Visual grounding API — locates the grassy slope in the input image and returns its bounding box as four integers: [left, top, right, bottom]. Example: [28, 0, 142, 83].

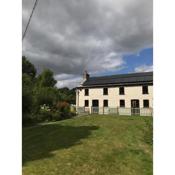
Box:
[23, 115, 153, 175]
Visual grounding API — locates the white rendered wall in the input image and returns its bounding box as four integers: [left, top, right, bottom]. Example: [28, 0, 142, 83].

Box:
[76, 85, 153, 110]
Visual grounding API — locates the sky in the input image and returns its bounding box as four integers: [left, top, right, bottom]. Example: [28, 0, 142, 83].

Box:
[22, 0, 153, 89]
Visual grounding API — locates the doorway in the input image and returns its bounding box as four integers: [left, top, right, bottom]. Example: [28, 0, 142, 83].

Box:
[131, 99, 140, 115]
[92, 100, 99, 113]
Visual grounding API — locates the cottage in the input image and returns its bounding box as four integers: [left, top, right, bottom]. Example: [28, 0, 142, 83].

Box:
[76, 71, 153, 116]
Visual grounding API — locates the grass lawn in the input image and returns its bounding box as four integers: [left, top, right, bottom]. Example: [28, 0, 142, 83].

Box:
[23, 115, 153, 175]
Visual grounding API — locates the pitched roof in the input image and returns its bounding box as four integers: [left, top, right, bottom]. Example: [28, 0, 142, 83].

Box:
[82, 72, 153, 87]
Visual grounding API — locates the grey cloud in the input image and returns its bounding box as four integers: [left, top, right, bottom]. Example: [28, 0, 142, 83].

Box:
[22, 0, 152, 87]
[54, 73, 82, 89]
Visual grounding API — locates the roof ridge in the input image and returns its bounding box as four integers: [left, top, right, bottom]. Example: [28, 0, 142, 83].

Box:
[80, 71, 153, 87]
[90, 71, 153, 79]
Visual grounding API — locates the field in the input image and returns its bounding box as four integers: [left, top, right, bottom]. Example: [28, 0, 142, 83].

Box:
[23, 115, 153, 175]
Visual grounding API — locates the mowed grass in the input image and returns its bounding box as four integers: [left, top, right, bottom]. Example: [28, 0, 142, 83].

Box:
[23, 115, 153, 175]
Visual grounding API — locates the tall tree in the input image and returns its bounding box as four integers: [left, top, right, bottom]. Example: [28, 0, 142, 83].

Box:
[22, 74, 33, 113]
[22, 56, 36, 78]
[34, 87, 59, 108]
[37, 69, 57, 88]
[58, 87, 76, 104]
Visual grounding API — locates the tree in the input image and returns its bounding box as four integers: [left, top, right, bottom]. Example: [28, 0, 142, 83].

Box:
[34, 87, 59, 108]
[22, 56, 37, 125]
[22, 56, 36, 78]
[37, 69, 57, 88]
[22, 56, 76, 125]
[22, 73, 34, 123]
[58, 87, 76, 104]
[34, 69, 58, 110]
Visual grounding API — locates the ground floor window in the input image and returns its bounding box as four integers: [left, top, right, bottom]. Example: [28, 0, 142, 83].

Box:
[143, 100, 149, 108]
[103, 100, 108, 107]
[92, 100, 99, 107]
[120, 100, 125, 107]
[85, 100, 89, 107]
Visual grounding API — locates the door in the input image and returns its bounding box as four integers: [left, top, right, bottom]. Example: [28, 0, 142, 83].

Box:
[131, 100, 140, 115]
[92, 100, 99, 113]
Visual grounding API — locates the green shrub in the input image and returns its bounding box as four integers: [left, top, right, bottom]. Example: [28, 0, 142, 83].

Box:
[56, 101, 70, 112]
[51, 111, 61, 121]
[37, 110, 51, 121]
[22, 113, 38, 126]
[70, 112, 76, 117]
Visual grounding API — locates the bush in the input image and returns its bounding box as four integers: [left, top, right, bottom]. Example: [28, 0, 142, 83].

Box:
[22, 113, 38, 126]
[55, 101, 75, 120]
[38, 110, 53, 122]
[56, 101, 70, 112]
[23, 99, 75, 126]
[22, 74, 34, 115]
[51, 111, 61, 121]
[22, 56, 76, 126]
[70, 111, 77, 117]
[34, 87, 59, 111]
[23, 113, 32, 126]
[36, 106, 63, 122]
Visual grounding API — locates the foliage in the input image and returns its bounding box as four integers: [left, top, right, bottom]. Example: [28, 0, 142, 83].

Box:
[22, 56, 36, 78]
[40, 104, 51, 112]
[55, 101, 74, 119]
[36, 104, 61, 122]
[51, 111, 61, 121]
[56, 101, 70, 112]
[22, 73, 34, 122]
[58, 87, 76, 104]
[34, 87, 59, 111]
[36, 69, 57, 88]
[22, 56, 76, 126]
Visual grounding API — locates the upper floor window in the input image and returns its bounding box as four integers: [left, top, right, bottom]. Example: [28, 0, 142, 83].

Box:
[119, 87, 125, 95]
[143, 100, 149, 108]
[120, 100, 125, 107]
[103, 88, 108, 95]
[142, 85, 148, 94]
[85, 89, 89, 96]
[85, 100, 89, 107]
[103, 100, 108, 107]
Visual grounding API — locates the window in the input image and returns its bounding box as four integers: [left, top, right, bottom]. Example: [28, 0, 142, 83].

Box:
[119, 87, 125, 95]
[142, 85, 148, 94]
[143, 100, 149, 108]
[103, 88, 108, 95]
[103, 100, 108, 107]
[120, 100, 125, 107]
[85, 100, 89, 107]
[85, 89, 89, 96]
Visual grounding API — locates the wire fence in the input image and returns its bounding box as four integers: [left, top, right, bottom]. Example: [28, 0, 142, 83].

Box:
[76, 107, 153, 116]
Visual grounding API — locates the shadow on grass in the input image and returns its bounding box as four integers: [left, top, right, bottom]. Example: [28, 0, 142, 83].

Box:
[23, 124, 98, 165]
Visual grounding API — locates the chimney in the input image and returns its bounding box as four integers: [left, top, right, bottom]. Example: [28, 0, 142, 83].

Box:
[83, 70, 90, 81]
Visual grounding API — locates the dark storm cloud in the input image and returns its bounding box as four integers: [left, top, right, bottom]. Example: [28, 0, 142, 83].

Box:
[22, 0, 152, 87]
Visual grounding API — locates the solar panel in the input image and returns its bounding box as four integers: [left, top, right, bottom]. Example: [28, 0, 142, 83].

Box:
[83, 72, 153, 86]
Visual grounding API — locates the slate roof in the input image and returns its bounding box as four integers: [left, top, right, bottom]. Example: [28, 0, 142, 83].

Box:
[82, 72, 153, 87]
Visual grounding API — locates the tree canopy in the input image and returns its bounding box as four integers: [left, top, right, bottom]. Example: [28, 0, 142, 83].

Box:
[22, 56, 36, 78]
[22, 56, 76, 126]
[36, 69, 57, 88]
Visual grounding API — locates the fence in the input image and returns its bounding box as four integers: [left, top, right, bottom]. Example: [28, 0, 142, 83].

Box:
[76, 107, 153, 116]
